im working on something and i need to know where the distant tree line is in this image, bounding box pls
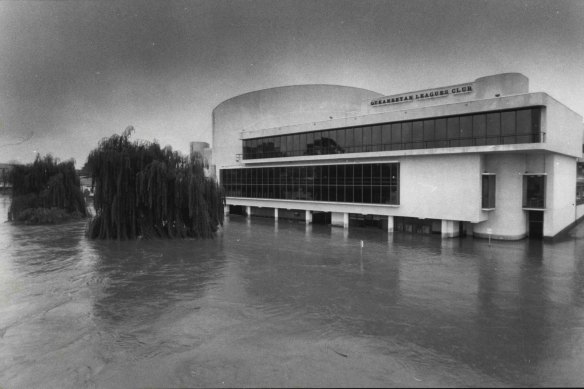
[7,127,225,239]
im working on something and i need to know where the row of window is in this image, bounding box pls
[242,107,542,159]
[220,163,400,204]
[221,167,557,211]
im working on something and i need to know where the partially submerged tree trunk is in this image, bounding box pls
[86,126,224,239]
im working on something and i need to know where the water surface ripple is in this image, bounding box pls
[1,194,584,387]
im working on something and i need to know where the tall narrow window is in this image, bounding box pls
[577,162,584,205]
[401,122,412,149]
[501,111,516,144]
[306,133,314,155]
[345,129,354,153]
[391,123,402,150]
[299,133,307,156]
[447,117,460,147]
[372,125,381,151]
[363,126,372,152]
[293,134,300,157]
[473,114,486,146]
[354,127,363,153]
[435,118,447,147]
[336,129,345,153]
[486,113,501,145]
[516,109,533,143]
[523,175,546,209]
[459,116,473,146]
[412,121,424,148]
[381,124,391,150]
[423,120,435,148]
[321,131,330,154]
[482,174,496,209]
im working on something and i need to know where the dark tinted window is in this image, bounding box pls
[242,108,541,159]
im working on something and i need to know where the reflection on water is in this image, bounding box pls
[1,193,584,387]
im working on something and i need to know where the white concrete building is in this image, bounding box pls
[213,74,584,240]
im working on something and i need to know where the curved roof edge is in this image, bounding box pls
[213,84,383,112]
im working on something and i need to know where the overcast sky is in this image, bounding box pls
[1,0,583,165]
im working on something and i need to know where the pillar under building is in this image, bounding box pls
[441,220,459,238]
[331,212,349,228]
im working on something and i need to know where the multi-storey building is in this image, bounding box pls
[213,73,584,240]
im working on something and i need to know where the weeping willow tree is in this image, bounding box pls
[86,126,224,240]
[8,154,87,223]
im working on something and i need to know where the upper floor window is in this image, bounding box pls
[242,107,542,160]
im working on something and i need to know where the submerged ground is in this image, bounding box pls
[1,193,583,387]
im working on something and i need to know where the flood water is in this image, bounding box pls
[1,194,584,388]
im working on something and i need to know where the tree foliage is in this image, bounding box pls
[86,126,224,240]
[8,154,87,223]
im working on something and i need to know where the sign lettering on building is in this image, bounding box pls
[370,84,474,107]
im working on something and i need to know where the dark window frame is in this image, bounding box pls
[220,163,400,206]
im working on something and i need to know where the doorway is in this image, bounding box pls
[528,211,544,239]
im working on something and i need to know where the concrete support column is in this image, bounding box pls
[441,219,459,239]
[305,210,312,224]
[224,205,230,216]
[274,208,278,220]
[246,206,251,218]
[331,212,349,228]
[387,216,394,232]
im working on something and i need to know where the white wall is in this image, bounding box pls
[398,154,484,222]
[474,154,528,240]
[542,97,584,158]
[577,204,584,220]
[544,154,578,237]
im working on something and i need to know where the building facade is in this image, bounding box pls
[212,74,584,240]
